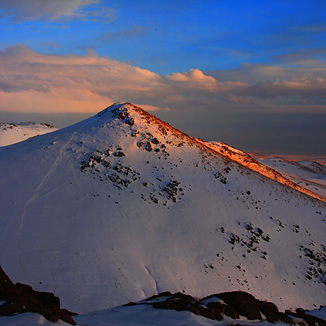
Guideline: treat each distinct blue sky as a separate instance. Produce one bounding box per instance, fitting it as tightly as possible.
[2,0,326,74]
[0,0,326,154]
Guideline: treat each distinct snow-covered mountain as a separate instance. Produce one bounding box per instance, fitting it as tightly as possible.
[0,122,57,147]
[0,103,325,315]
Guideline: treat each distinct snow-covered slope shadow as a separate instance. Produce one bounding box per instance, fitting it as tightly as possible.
[0,103,325,314]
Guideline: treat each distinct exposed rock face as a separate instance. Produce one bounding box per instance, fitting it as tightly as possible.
[126,291,326,326]
[191,296,240,321]
[215,291,262,320]
[258,300,281,322]
[147,291,196,311]
[0,265,76,325]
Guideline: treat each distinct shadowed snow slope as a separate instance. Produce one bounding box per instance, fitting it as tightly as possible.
[0,103,325,314]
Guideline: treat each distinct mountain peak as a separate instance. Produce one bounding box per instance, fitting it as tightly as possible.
[91,102,199,153]
[97,102,180,135]
[97,102,157,129]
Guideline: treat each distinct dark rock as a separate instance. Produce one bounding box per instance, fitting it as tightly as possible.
[216,291,262,320]
[199,294,239,319]
[219,302,240,319]
[148,292,196,311]
[207,302,236,320]
[188,302,223,320]
[0,265,15,298]
[279,312,295,324]
[123,302,136,306]
[0,265,76,325]
[144,142,152,152]
[126,117,134,125]
[0,302,23,316]
[61,308,78,317]
[258,300,280,322]
[112,151,125,157]
[292,310,326,326]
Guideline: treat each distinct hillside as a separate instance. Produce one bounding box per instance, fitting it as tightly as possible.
[0,122,57,147]
[0,103,325,315]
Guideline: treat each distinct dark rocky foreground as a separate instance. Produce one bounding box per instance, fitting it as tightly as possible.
[126,291,326,326]
[1,264,325,325]
[0,265,76,325]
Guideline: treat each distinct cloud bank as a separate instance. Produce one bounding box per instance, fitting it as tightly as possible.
[0,44,326,115]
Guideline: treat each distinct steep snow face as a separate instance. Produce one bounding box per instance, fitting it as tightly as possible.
[0,103,325,313]
[201,141,326,203]
[0,122,57,147]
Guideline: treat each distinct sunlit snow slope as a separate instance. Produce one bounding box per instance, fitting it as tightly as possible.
[0,103,325,314]
[0,122,57,147]
[200,141,326,202]
[256,157,326,199]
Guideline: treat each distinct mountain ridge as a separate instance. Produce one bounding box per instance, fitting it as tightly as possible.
[199,140,326,203]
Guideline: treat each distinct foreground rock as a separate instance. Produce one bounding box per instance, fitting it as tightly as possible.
[0,265,76,325]
[125,291,326,326]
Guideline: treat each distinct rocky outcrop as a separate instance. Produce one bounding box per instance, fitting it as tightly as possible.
[125,291,326,326]
[0,265,76,325]
[214,291,262,320]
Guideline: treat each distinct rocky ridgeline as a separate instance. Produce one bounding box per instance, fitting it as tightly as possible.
[126,291,326,326]
[0,265,76,324]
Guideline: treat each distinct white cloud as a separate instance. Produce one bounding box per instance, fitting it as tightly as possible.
[167,69,217,90]
[0,44,165,113]
[1,44,326,115]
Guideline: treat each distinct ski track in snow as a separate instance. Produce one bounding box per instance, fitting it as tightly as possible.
[144,266,159,294]
[16,133,76,283]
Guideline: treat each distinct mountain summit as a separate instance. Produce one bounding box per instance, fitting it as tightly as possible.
[0,103,325,313]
